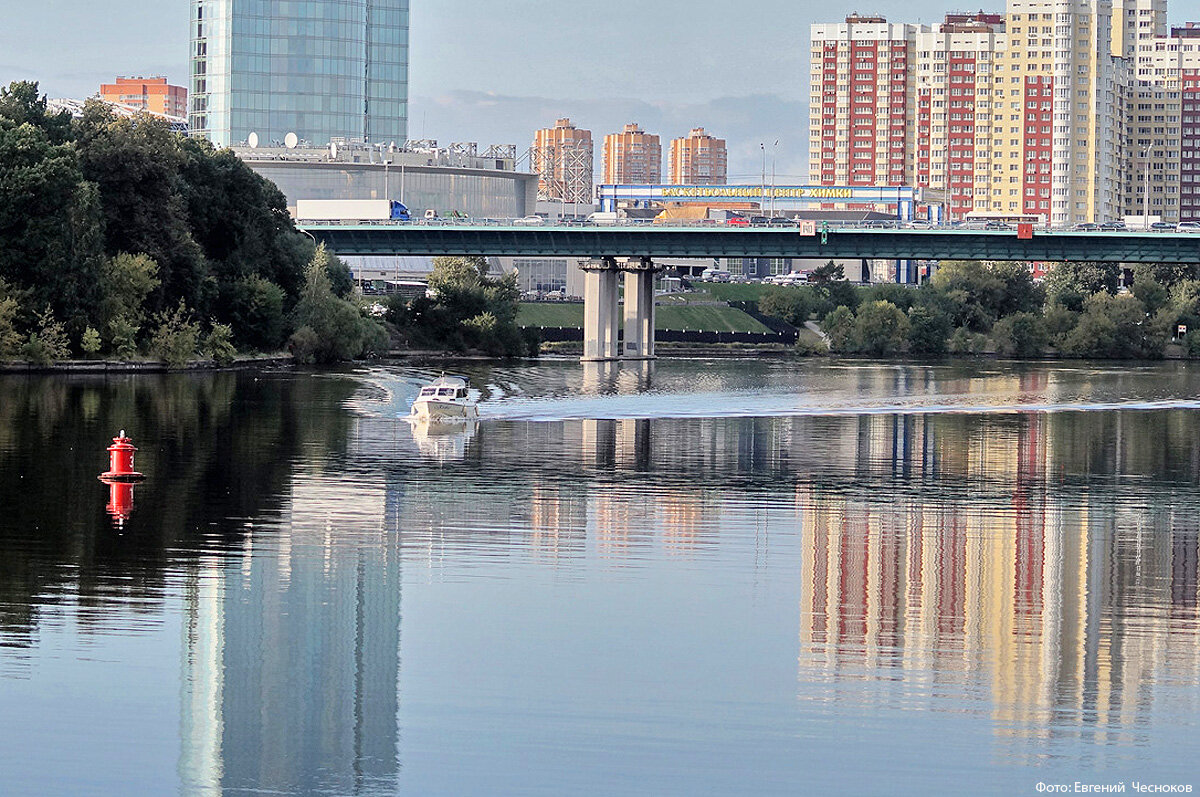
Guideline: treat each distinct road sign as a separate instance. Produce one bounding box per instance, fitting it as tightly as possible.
[799,221,816,236]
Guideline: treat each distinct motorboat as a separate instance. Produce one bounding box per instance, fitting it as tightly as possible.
[409,375,478,420]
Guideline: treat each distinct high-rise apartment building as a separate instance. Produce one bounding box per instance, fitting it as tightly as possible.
[669,128,727,184]
[189,0,409,148]
[603,124,661,184]
[914,14,1006,219]
[1125,24,1200,221]
[811,1,1200,225]
[809,15,917,187]
[532,118,594,203]
[99,77,188,118]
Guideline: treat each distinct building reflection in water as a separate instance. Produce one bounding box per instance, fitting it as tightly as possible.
[797,411,1200,750]
[180,472,401,795]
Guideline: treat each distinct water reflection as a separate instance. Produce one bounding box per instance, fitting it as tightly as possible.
[4,363,1200,793]
[179,475,400,795]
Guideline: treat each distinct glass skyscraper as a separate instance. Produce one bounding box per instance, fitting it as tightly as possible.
[189,0,409,147]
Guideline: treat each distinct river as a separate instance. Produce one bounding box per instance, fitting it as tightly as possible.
[1,358,1198,795]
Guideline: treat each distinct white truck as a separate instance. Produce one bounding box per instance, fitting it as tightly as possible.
[295,199,410,221]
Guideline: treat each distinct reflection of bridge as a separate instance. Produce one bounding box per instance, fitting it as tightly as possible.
[303,222,1200,361]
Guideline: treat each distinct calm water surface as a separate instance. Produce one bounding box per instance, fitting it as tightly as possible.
[1,358,1199,795]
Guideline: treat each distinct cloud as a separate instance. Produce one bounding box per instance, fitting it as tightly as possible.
[411,90,810,183]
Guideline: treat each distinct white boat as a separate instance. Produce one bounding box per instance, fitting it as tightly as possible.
[409,375,478,420]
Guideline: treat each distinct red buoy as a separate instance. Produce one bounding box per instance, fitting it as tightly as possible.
[99,430,145,483]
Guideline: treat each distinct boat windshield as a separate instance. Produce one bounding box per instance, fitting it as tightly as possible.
[419,387,436,397]
[436,388,455,397]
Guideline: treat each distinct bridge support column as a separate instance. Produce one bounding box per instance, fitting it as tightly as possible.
[621,257,661,360]
[581,257,621,361]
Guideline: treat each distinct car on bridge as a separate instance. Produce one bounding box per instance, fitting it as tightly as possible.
[1178,221,1200,233]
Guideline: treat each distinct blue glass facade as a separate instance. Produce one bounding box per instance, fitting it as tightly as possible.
[190,0,408,147]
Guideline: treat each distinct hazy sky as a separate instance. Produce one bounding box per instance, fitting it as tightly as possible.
[1,1,1192,180]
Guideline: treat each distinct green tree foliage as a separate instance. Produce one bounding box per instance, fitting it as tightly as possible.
[928,260,1038,332]
[0,81,72,143]
[992,312,1048,358]
[0,105,104,332]
[204,323,237,365]
[1131,267,1170,316]
[73,104,208,314]
[391,256,531,356]
[290,245,385,363]
[100,252,160,330]
[0,81,343,362]
[219,275,287,351]
[80,326,101,356]
[1059,293,1160,359]
[1043,261,1121,311]
[821,306,856,353]
[906,304,951,356]
[808,261,845,284]
[852,300,910,356]
[21,307,70,364]
[757,287,810,326]
[149,301,201,367]
[0,294,21,358]
[861,283,916,313]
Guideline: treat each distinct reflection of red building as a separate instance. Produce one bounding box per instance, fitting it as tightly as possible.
[798,413,1200,743]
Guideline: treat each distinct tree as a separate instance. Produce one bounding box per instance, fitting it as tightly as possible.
[808,260,845,284]
[100,252,160,331]
[992,312,1047,358]
[1043,261,1121,312]
[74,104,209,315]
[0,81,72,143]
[821,306,855,353]
[21,306,70,364]
[906,304,951,356]
[1059,293,1159,359]
[395,256,529,355]
[929,260,1004,331]
[757,287,810,326]
[852,300,909,356]
[990,261,1043,317]
[289,245,384,363]
[0,116,104,332]
[1131,267,1170,316]
[219,275,287,351]
[149,301,201,367]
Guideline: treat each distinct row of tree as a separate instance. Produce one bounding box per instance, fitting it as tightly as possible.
[753,259,1200,359]
[0,81,383,364]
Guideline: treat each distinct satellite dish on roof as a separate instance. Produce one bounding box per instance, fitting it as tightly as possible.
[284,132,299,149]
[247,131,259,149]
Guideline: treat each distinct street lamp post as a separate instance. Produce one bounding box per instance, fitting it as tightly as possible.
[771,139,779,217]
[760,143,766,216]
[1142,145,1151,230]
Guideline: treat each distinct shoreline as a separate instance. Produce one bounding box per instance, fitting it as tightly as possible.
[0,354,295,374]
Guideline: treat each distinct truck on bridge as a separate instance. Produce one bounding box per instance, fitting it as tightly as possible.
[295,199,411,222]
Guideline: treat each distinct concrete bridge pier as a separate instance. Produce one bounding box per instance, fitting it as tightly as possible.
[621,257,661,360]
[581,257,621,361]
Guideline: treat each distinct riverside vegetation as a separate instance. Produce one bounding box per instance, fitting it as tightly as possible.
[744,259,1200,359]
[0,81,384,366]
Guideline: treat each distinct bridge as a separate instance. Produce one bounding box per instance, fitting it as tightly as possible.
[300,222,1200,264]
[300,222,1200,361]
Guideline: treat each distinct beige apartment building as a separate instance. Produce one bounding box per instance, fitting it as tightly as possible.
[668,128,728,184]
[914,13,1007,220]
[532,118,594,203]
[811,0,1200,225]
[602,123,661,185]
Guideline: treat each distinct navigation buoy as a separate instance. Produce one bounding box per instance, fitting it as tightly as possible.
[99,430,145,483]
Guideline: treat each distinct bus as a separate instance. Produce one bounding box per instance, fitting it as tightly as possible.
[960,212,1047,229]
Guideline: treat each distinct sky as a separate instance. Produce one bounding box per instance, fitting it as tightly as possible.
[1,1,1192,181]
